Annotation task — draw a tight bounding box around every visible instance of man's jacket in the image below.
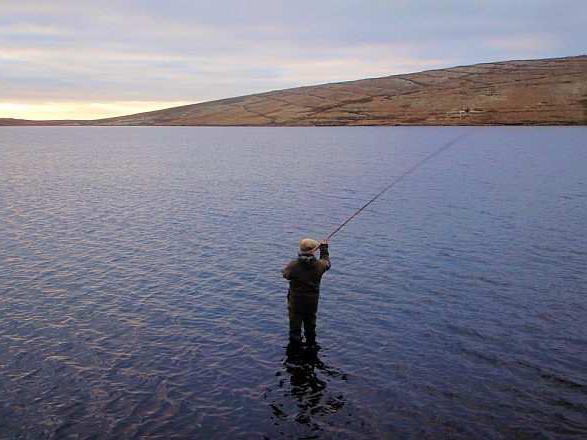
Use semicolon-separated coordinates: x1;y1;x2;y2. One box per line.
282;244;330;314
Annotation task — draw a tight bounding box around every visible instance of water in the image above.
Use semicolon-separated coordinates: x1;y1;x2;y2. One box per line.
0;126;585;439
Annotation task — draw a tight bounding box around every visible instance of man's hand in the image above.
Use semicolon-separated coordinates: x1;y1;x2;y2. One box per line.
318;239;330;271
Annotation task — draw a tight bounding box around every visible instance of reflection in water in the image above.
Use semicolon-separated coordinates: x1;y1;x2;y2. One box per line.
268;343;348;434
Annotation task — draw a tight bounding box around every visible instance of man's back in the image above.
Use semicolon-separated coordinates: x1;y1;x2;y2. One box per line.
283;243;330;314
283;256;329;292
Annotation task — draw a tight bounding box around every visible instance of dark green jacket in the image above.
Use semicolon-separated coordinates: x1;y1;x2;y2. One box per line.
282;244;330;314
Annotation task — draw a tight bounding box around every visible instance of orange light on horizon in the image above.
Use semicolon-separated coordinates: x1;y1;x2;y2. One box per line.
0;101;192;120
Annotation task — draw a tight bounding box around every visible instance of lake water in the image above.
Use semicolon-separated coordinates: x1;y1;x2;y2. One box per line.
0;126;585;439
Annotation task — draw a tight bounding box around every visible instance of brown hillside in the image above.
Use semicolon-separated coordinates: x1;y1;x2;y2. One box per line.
3;56;586;126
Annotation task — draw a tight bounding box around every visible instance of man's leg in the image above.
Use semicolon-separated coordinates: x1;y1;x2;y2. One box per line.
303;312;317;346
288;295;303;344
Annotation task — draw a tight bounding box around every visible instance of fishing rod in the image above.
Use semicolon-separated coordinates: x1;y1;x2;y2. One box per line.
315;131;470;248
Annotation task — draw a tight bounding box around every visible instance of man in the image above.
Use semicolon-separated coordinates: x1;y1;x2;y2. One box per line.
282;238;331;347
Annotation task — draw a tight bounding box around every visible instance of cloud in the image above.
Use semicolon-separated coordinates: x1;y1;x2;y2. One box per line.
486;34;559;53
0;23;67;37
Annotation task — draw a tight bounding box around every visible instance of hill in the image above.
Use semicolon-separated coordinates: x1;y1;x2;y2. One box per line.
3;56;586;126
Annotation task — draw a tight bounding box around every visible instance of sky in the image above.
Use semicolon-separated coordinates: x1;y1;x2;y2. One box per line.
1;0;585;120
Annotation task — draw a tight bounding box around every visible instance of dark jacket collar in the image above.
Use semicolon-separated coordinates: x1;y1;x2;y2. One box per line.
297;254;316;264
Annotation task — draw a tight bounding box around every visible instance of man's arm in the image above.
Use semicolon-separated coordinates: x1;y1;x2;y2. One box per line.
318;241;331;273
282;261;294;280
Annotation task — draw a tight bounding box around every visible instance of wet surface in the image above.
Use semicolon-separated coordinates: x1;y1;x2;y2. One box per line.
0;126;586;439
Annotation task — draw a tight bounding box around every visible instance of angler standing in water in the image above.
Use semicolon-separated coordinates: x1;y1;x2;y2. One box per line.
280;133;468;348
282;239;330;347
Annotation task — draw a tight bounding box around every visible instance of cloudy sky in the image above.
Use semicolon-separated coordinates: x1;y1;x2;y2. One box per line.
1;0;585;120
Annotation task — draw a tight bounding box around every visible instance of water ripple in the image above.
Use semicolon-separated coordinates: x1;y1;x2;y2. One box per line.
0;126;586;438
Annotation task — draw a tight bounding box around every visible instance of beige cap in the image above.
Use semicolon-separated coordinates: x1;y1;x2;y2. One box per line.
299;238;319;254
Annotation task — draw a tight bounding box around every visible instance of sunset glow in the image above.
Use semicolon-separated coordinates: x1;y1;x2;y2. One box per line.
0;101;192;120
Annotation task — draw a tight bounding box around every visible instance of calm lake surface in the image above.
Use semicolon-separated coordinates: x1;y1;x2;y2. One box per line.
0;126;585;439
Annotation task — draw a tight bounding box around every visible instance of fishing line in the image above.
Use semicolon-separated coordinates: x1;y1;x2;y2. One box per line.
322;131;471;243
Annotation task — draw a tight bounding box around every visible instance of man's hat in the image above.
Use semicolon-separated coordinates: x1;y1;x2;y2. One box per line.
299;238;319;255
